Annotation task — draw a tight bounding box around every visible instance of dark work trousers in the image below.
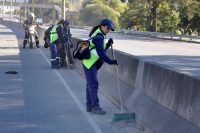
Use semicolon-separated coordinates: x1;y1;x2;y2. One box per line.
50;43;60;68
60;44;66;67
83;65;99;108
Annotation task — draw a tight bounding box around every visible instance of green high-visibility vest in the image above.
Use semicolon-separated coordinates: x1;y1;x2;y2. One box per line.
50;25;60;43
83;28;106;69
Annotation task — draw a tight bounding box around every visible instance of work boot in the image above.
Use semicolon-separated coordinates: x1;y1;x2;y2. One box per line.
60;61;65;68
51;66;60;69
86;106;102;112
36;45;40;48
91;107;106;115
86;106;92;112
51;64;60;69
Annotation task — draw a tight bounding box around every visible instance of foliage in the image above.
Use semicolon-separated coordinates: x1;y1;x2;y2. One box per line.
106;0;127;14
118;0;200;35
177;0;200;34
80;0;127;29
120;0;150;30
157;2;180;33
49;0;70;7
79;3;120;28
46;0;200;34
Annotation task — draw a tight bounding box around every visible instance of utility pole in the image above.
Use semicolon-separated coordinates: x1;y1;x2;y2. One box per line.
20;0;22;23
61;0;65;20
32;0;35;13
70;0;72;11
10;0;13;21
3;0;4;19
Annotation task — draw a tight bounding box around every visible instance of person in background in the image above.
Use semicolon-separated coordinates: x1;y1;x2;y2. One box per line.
83;18;118;115
23;13;40;48
49;19;70;69
60;19;73;67
43;24;54;48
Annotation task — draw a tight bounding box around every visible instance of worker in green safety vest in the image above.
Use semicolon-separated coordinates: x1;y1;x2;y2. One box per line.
83;18;118;115
49;19;70;69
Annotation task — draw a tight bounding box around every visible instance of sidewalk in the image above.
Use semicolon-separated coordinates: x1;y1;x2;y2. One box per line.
0;25;24;132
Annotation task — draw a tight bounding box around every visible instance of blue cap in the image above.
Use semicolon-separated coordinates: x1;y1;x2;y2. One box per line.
100;18;115;31
63;19;69;25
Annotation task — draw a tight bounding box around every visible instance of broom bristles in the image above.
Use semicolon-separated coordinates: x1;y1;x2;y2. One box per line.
112;112;135;122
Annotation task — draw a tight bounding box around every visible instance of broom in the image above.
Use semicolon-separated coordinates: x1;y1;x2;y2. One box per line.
110;44;135;122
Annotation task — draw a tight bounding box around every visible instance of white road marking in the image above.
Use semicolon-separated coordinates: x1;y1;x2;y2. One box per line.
38;48;103;133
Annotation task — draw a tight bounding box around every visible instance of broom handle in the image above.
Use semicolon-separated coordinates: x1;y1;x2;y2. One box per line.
111;44;124;112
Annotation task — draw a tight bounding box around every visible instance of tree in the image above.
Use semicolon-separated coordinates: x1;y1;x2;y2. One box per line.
79;3;120;28
120;0;151;30
177;0;200;35
49;0;71;7
157;2;180;33
106;0;127;14
120;0;128;3
190;15;200;35
120;3;148;30
80;0;126;29
121;0;162;31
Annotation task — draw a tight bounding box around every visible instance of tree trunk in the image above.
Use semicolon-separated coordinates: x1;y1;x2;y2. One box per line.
151;0;157;32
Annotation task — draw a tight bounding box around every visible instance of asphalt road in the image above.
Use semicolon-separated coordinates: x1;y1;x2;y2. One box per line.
70;27;200;79
0;24;144;133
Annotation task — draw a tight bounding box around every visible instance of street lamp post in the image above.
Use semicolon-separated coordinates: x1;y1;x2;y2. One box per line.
25;5;27;19
32;0;35;13
62;0;65;20
20;0;22;23
70;0;72;11
2;0;5;19
10;0;13;21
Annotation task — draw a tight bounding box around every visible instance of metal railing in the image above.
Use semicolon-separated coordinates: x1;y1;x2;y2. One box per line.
118;29;200;43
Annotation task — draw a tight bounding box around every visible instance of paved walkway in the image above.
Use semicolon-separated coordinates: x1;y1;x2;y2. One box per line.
0;24;146;133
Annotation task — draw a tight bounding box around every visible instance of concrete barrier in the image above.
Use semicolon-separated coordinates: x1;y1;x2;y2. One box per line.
15;23;200;133
69;37;200;133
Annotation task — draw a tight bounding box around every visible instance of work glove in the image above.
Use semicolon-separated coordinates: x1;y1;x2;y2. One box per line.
108;38;113;45
44;42;49;48
110;60;118;65
68;40;73;48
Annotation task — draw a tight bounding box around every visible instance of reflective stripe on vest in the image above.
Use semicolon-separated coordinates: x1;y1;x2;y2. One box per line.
83;28;106;69
50;25;59;43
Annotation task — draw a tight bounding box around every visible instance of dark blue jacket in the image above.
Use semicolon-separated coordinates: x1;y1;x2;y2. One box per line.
54;25;68;44
91;30;115;69
44;25;54;40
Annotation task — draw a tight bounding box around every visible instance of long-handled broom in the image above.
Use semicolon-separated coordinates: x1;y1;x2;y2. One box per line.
111;44;135;122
